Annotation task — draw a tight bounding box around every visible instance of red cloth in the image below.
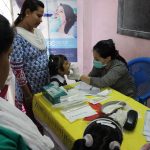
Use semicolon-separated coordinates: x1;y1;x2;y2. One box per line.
84;103;105;121
11;62;27;86
0;85;8;99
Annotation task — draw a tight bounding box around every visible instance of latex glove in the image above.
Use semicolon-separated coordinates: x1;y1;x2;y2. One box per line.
67;64;81;80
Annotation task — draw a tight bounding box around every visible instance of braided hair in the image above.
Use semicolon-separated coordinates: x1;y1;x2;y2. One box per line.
48;54;68;76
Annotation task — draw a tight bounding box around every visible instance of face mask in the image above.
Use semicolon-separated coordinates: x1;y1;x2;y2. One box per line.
49;16;62;32
93;60;106;69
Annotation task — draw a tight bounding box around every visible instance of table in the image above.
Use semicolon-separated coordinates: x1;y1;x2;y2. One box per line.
33;87;149;150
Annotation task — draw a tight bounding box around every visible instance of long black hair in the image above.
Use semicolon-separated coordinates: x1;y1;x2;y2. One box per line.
0;14;14;53
72;117;123;150
48;54;68;76
60;3;77;34
14;0;44;26
93;39;127;66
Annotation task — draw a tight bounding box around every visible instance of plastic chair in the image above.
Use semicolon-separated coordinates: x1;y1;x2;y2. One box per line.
128;57;150;104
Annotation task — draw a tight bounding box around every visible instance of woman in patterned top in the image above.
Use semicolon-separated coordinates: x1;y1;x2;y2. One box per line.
10;0;49;129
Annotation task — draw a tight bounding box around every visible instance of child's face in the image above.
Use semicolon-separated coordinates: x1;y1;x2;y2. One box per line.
62;60;70;75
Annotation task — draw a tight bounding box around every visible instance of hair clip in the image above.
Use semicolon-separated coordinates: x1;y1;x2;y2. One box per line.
109;141;120;150
83;134;93;147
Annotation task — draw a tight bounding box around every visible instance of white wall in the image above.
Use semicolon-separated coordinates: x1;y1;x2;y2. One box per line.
0;0;13;23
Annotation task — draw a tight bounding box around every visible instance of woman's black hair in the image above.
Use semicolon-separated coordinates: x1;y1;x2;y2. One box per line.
72;117;123;150
48;54;68;76
14;0;44;26
0;14;14;53
60;3;77;34
93;39;127;66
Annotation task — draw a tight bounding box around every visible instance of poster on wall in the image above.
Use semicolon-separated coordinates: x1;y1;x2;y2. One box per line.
44;0;77;62
13;0;77;62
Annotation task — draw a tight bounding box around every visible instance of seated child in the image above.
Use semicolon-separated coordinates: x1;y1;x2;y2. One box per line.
49;54;71;87
72;117;123;150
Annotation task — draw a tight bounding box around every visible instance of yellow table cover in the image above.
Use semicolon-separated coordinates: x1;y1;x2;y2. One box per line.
33;87;149;150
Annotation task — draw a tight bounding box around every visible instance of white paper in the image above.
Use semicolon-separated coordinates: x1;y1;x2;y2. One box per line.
53;88;88;109
143;110;150;141
102;103;124;114
76;82;93;90
87;96;109;104
75;81;100;95
61;105;97;122
144;111;150;132
146;136;150;142
96;89;111;97
60;88;87;102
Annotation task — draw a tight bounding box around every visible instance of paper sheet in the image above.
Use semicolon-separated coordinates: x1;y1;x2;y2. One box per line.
75;81;100;95
61;104;97;122
143;110;150;141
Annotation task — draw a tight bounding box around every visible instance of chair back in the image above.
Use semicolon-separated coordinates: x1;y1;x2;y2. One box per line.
128;57;150;104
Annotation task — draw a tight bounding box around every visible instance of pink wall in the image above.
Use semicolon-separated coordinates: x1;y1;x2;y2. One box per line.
78;0;150;73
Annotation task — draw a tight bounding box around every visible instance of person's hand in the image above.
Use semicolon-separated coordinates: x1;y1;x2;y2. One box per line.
67;64;81;80
141;143;150;150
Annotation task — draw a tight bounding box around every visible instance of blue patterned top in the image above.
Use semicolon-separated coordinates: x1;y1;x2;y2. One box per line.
10;33;49;101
